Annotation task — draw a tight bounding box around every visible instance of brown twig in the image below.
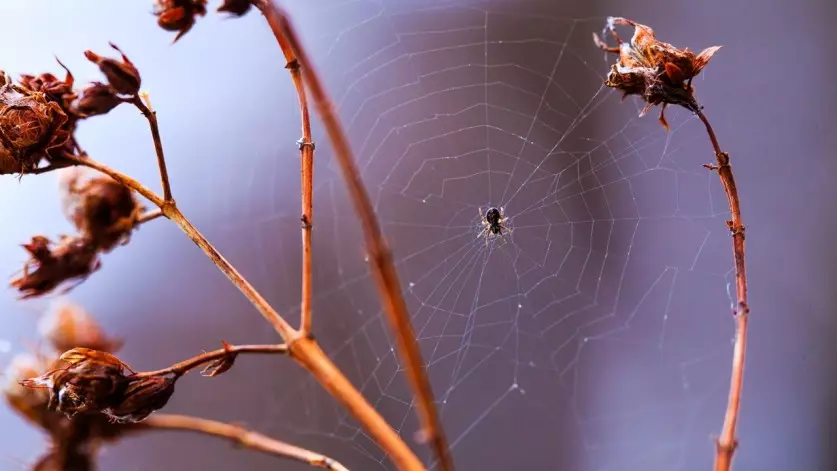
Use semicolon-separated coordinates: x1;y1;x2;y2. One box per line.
260;3;453;470
255;1;315;337
135;414;350;470
133;343;287;378
137;208;164;225
698;110;749;471
132;93;173;202
64;149;424;471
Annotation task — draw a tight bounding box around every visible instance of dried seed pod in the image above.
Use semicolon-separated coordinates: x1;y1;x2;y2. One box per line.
218;0;252;16
104;375;176;423
0;77;71;173
153;0;208;42
39;301;122;353
60;168;142;252
84;43;141;96
11;235;101;299
21;348;131;418
72;82;122;117
593;17;721;129
3;353;52;428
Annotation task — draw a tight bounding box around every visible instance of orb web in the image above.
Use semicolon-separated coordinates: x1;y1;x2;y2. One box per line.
212;2;738;470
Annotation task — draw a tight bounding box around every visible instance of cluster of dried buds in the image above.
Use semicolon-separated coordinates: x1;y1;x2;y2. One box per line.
8;45;146;299
593;17;721;130
154;0;254;42
4;302;241;470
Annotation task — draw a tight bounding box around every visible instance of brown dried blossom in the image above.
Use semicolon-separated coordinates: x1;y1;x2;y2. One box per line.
83;43;141;96
11;235;101;299
39;301;123;353
153;0;208;42
103;375;176;423
71;82;122;118
218;0;253;17
593;17;722;130
60;168;143;252
0;72;72;174
3;353;53;429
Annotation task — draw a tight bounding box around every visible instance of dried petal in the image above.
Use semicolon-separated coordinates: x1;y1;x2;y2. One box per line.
3;353;52;427
154;0;208;42
72;82;122;117
84;44;141;95
200;341;237;377
218;0;252;16
594;17;721;128
60;168;142;251
104;375;176;423
39;301;122;353
11;235;101;299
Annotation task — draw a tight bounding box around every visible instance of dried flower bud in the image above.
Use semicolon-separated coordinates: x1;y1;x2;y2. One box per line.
72;82;122;117
154;0;207;42
200;341;237;377
0;79;70;173
60;168;142;252
84;43;141;96
11;235;101;299
593;17;721;130
104;375;176;423
33;451;94;471
218;0;252;16
3;353;51;427
39;301;122;353
21;348;131;418
18;59;76;109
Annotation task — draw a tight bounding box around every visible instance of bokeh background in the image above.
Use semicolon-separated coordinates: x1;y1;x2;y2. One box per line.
1;1;836;470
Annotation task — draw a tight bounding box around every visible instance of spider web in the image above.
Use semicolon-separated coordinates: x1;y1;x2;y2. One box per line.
204;2;740;470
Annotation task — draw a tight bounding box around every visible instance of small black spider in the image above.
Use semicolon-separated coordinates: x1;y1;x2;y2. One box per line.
478;207;510;245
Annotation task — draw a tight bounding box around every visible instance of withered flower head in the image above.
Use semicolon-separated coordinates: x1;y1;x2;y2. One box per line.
21;348;131;418
18;59;76;108
83;43;141;96
593;17;722;130
3;353;51;428
72;82;122;118
39;300;122;353
154;0;208;42
11;235;101;299
103;375;176;423
0;74;71;174
60;168;142;252
218;0;252;16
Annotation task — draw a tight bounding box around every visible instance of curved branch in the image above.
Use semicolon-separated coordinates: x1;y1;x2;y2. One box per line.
133;344;288;378
135;414;350;470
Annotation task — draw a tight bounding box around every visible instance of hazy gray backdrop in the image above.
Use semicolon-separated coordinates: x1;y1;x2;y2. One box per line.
0;1;835;470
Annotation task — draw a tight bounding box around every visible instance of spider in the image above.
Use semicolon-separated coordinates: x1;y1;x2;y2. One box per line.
477;207;511;246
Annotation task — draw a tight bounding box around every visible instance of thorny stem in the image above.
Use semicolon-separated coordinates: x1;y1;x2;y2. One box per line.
697;109;749;471
133;344;287;378
256;0;315;337
262;3;454;470
132;94;173;202
135;414;350;470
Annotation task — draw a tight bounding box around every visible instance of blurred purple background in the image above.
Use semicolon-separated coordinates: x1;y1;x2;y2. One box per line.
1;1;835;470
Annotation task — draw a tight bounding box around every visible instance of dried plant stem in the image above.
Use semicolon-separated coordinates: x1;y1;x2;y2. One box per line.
256;1;315;337
137;208;164;224
132;95;173;202
698;110;749;471
137;414;350;470
62;153;424;471
262;4;453;470
133;343;287;378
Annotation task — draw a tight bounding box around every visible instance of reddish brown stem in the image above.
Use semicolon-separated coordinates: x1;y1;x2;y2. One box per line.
697;110;749;471
133;344;287;378
260;3;453;470
255;3;315;337
136;414;350;470
132;94;173;202
137;208;164;225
